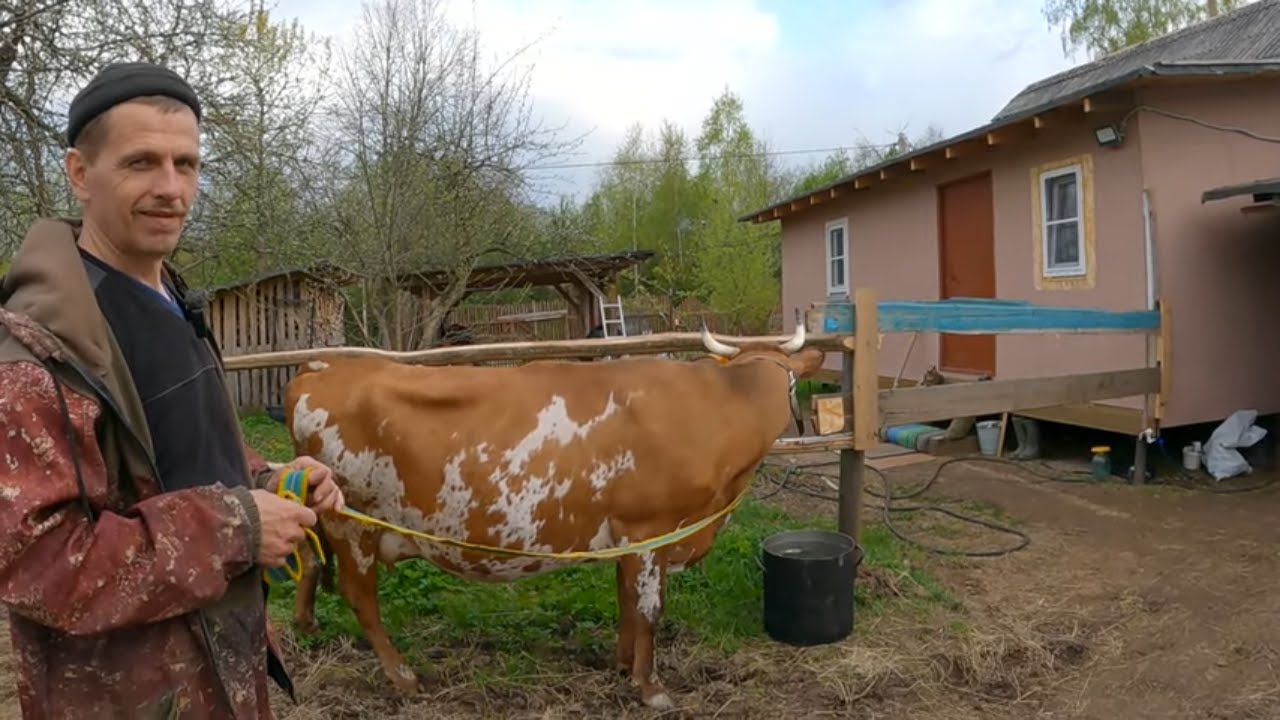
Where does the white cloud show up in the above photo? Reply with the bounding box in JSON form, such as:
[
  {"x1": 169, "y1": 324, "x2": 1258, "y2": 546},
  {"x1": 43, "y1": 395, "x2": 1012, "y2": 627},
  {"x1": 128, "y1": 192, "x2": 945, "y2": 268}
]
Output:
[{"x1": 270, "y1": 0, "x2": 1079, "y2": 201}]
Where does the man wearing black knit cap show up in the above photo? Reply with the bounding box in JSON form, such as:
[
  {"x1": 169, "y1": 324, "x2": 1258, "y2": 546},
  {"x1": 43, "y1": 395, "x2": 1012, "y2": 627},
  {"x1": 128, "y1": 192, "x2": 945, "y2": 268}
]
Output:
[{"x1": 0, "y1": 61, "x2": 344, "y2": 718}]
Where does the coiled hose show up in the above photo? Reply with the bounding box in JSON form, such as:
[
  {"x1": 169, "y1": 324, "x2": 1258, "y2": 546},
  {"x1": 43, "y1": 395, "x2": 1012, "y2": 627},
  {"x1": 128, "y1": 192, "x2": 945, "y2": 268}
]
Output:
[{"x1": 755, "y1": 454, "x2": 1277, "y2": 557}]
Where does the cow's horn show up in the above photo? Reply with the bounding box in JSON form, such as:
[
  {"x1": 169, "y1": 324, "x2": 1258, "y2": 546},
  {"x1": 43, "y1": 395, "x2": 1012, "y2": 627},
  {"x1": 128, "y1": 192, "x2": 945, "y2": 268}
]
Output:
[
  {"x1": 778, "y1": 323, "x2": 806, "y2": 353},
  {"x1": 701, "y1": 325, "x2": 740, "y2": 357}
]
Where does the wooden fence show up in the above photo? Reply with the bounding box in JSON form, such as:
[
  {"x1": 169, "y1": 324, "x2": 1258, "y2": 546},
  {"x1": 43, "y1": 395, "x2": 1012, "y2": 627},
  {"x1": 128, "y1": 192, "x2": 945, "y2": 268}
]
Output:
[
  {"x1": 221, "y1": 286, "x2": 1172, "y2": 544},
  {"x1": 210, "y1": 276, "x2": 346, "y2": 412}
]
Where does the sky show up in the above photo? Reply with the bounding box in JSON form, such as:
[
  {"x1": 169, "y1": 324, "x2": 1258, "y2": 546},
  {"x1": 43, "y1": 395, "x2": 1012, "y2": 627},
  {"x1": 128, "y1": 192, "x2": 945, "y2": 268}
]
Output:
[{"x1": 270, "y1": 0, "x2": 1081, "y2": 204}]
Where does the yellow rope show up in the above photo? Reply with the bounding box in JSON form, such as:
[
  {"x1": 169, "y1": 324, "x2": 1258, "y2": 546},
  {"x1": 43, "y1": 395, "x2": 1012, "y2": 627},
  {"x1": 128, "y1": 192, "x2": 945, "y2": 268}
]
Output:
[{"x1": 264, "y1": 467, "x2": 747, "y2": 583}]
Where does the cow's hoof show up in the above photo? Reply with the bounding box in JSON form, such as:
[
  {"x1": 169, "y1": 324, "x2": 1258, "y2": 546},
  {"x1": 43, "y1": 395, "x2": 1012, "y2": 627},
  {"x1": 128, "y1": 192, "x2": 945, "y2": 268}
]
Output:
[
  {"x1": 643, "y1": 691, "x2": 674, "y2": 711},
  {"x1": 390, "y1": 663, "x2": 420, "y2": 693},
  {"x1": 292, "y1": 618, "x2": 319, "y2": 636}
]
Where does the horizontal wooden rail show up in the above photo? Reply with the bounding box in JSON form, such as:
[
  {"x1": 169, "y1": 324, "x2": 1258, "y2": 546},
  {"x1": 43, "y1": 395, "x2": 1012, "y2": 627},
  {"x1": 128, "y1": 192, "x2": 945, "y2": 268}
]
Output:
[
  {"x1": 878, "y1": 367, "x2": 1159, "y2": 426},
  {"x1": 221, "y1": 331, "x2": 852, "y2": 371}
]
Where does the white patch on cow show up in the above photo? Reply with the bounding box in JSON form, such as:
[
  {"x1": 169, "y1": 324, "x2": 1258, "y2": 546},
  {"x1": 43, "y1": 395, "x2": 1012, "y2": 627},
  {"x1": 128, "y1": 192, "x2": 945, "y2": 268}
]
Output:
[
  {"x1": 292, "y1": 394, "x2": 405, "y2": 517},
  {"x1": 431, "y1": 450, "x2": 477, "y2": 540},
  {"x1": 306, "y1": 360, "x2": 329, "y2": 371},
  {"x1": 0, "y1": 484, "x2": 17, "y2": 499},
  {"x1": 588, "y1": 520, "x2": 612, "y2": 550},
  {"x1": 636, "y1": 553, "x2": 662, "y2": 623},
  {"x1": 292, "y1": 389, "x2": 648, "y2": 585},
  {"x1": 327, "y1": 519, "x2": 375, "y2": 575},
  {"x1": 669, "y1": 562, "x2": 686, "y2": 574},
  {"x1": 589, "y1": 450, "x2": 635, "y2": 494},
  {"x1": 501, "y1": 394, "x2": 619, "y2": 474},
  {"x1": 478, "y1": 394, "x2": 623, "y2": 554}
]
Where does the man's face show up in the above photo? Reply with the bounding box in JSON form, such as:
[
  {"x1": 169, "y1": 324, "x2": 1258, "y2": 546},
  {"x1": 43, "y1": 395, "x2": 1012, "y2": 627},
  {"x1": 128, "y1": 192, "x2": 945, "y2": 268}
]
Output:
[{"x1": 66, "y1": 99, "x2": 200, "y2": 260}]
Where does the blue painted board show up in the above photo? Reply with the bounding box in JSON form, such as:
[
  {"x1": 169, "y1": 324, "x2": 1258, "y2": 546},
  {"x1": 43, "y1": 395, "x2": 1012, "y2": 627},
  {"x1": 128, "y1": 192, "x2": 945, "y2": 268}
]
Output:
[{"x1": 816, "y1": 298, "x2": 1159, "y2": 335}]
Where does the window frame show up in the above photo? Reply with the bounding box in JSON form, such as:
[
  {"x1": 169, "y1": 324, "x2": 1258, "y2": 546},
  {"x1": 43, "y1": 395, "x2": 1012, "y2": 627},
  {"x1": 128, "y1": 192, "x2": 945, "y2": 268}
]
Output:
[
  {"x1": 824, "y1": 217, "x2": 849, "y2": 296},
  {"x1": 1038, "y1": 163, "x2": 1087, "y2": 279}
]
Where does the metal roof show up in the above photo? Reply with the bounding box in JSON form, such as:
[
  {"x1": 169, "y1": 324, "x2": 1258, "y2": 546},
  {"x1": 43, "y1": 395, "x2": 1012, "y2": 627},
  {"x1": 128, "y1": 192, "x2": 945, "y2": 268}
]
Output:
[{"x1": 996, "y1": 0, "x2": 1280, "y2": 121}]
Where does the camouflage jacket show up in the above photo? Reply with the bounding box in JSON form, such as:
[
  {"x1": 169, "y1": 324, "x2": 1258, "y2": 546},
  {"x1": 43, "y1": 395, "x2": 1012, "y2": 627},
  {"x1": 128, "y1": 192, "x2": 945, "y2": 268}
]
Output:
[{"x1": 0, "y1": 218, "x2": 289, "y2": 719}]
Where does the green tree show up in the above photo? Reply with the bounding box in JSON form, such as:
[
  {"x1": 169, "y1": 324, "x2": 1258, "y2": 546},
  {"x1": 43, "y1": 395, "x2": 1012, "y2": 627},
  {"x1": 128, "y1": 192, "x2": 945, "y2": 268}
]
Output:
[
  {"x1": 690, "y1": 89, "x2": 783, "y2": 334},
  {"x1": 180, "y1": 3, "x2": 331, "y2": 286},
  {"x1": 1042, "y1": 0, "x2": 1245, "y2": 59}
]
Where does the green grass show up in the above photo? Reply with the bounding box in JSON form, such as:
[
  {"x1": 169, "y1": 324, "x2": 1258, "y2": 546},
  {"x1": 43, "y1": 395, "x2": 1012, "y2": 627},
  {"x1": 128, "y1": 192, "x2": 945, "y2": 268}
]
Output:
[{"x1": 241, "y1": 411, "x2": 954, "y2": 672}]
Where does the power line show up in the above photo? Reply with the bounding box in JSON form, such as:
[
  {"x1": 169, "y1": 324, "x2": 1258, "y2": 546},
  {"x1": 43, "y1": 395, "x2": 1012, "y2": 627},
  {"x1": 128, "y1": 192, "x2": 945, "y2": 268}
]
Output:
[{"x1": 523, "y1": 142, "x2": 910, "y2": 172}]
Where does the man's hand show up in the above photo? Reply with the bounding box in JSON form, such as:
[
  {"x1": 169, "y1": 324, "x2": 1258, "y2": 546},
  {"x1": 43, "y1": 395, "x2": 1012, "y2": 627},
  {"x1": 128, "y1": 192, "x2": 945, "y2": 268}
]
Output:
[
  {"x1": 269, "y1": 456, "x2": 345, "y2": 514},
  {"x1": 250, "y1": 490, "x2": 318, "y2": 569}
]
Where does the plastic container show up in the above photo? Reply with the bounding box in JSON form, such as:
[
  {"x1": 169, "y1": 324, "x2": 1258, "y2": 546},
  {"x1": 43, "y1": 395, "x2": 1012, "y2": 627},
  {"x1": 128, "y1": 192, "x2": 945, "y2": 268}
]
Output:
[
  {"x1": 1090, "y1": 445, "x2": 1112, "y2": 480},
  {"x1": 1183, "y1": 444, "x2": 1202, "y2": 471},
  {"x1": 976, "y1": 420, "x2": 1000, "y2": 456},
  {"x1": 760, "y1": 530, "x2": 862, "y2": 647}
]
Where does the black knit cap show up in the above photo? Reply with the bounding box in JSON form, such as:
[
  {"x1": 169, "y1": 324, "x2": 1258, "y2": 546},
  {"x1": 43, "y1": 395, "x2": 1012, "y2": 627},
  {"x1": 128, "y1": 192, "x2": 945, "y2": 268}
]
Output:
[{"x1": 65, "y1": 61, "x2": 202, "y2": 146}]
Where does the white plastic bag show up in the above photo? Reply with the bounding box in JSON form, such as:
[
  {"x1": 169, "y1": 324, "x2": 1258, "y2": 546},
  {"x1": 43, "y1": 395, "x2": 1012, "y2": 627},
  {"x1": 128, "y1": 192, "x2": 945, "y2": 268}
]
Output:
[{"x1": 1203, "y1": 409, "x2": 1269, "y2": 481}]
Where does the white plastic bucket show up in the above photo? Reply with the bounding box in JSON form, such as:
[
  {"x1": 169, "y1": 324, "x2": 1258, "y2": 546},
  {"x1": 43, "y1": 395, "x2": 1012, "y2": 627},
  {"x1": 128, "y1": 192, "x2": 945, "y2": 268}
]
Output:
[
  {"x1": 976, "y1": 420, "x2": 1000, "y2": 456},
  {"x1": 1183, "y1": 445, "x2": 1201, "y2": 471}
]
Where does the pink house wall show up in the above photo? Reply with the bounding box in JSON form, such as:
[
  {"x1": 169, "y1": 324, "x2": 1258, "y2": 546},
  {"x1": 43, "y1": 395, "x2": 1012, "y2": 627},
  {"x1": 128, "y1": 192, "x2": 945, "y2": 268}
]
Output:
[
  {"x1": 778, "y1": 75, "x2": 1280, "y2": 428},
  {"x1": 779, "y1": 107, "x2": 1148, "y2": 406},
  {"x1": 1135, "y1": 77, "x2": 1280, "y2": 426}
]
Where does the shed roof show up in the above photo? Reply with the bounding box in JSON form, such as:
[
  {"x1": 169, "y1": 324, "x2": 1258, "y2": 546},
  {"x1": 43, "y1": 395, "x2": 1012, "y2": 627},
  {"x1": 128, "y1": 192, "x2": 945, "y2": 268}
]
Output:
[
  {"x1": 740, "y1": 0, "x2": 1280, "y2": 224},
  {"x1": 996, "y1": 0, "x2": 1280, "y2": 120},
  {"x1": 200, "y1": 261, "x2": 356, "y2": 295},
  {"x1": 398, "y1": 250, "x2": 656, "y2": 296}
]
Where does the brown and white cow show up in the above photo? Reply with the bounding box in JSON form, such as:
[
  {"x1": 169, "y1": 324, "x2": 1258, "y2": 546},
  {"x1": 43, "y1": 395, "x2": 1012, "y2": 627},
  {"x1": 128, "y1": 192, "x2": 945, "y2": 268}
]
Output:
[{"x1": 282, "y1": 326, "x2": 824, "y2": 709}]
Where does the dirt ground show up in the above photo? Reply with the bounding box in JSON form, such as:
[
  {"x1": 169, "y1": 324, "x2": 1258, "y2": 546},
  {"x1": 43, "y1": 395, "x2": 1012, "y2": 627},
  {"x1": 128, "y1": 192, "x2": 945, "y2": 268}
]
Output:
[{"x1": 1, "y1": 454, "x2": 1279, "y2": 719}]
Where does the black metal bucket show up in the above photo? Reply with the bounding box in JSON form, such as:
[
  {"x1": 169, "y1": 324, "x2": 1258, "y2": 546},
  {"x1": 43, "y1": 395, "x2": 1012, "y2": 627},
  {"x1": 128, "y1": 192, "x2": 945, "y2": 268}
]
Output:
[{"x1": 760, "y1": 529, "x2": 862, "y2": 647}]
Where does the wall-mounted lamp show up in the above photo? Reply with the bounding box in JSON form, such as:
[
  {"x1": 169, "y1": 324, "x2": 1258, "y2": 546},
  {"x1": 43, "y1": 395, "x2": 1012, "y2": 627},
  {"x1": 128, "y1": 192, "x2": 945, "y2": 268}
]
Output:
[{"x1": 1094, "y1": 123, "x2": 1124, "y2": 147}]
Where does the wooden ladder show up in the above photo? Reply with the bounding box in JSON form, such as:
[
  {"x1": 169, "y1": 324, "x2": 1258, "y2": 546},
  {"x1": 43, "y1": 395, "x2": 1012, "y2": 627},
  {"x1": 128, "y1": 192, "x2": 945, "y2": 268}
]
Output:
[{"x1": 599, "y1": 295, "x2": 628, "y2": 337}]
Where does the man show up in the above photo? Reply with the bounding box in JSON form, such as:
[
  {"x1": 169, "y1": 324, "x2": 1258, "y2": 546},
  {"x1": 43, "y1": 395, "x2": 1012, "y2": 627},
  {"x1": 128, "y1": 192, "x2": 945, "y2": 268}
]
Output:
[{"x1": 0, "y1": 62, "x2": 344, "y2": 719}]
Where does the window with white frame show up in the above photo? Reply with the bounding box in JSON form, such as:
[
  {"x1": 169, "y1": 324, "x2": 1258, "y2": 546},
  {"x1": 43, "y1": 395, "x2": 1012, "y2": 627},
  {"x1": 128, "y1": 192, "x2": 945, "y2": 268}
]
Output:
[
  {"x1": 825, "y1": 218, "x2": 848, "y2": 295},
  {"x1": 1039, "y1": 164, "x2": 1086, "y2": 277}
]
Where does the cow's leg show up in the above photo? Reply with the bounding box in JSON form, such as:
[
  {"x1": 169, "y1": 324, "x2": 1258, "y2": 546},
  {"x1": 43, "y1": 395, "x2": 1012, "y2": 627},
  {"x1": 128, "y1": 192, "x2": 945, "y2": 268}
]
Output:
[
  {"x1": 329, "y1": 521, "x2": 419, "y2": 693},
  {"x1": 614, "y1": 560, "x2": 638, "y2": 673},
  {"x1": 291, "y1": 546, "x2": 321, "y2": 635},
  {"x1": 617, "y1": 550, "x2": 672, "y2": 710}
]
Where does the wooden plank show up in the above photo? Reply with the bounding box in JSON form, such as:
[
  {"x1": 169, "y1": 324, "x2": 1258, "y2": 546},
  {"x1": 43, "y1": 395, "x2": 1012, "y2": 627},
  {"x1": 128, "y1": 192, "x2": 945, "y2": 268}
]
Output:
[
  {"x1": 879, "y1": 368, "x2": 1159, "y2": 426},
  {"x1": 852, "y1": 288, "x2": 879, "y2": 449},
  {"x1": 813, "y1": 395, "x2": 845, "y2": 435},
  {"x1": 1017, "y1": 403, "x2": 1143, "y2": 435},
  {"x1": 812, "y1": 299, "x2": 1160, "y2": 335}
]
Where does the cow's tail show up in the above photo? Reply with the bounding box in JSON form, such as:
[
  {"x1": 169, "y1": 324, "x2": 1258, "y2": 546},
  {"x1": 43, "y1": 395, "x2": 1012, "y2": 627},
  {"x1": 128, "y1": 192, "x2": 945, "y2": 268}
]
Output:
[{"x1": 315, "y1": 520, "x2": 337, "y2": 592}]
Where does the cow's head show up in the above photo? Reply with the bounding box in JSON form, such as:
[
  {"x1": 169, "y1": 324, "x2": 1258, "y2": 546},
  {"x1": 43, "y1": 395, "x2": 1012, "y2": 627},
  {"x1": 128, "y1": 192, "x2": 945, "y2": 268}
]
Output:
[{"x1": 699, "y1": 323, "x2": 825, "y2": 378}]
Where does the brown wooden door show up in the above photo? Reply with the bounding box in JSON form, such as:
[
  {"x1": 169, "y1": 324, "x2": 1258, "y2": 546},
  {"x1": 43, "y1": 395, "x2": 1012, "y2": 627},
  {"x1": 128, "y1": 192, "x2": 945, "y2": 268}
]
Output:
[{"x1": 937, "y1": 172, "x2": 996, "y2": 375}]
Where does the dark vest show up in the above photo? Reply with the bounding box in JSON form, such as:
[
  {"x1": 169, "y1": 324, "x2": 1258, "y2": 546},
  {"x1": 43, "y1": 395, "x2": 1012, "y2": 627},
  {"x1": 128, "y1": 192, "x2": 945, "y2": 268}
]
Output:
[{"x1": 80, "y1": 251, "x2": 249, "y2": 493}]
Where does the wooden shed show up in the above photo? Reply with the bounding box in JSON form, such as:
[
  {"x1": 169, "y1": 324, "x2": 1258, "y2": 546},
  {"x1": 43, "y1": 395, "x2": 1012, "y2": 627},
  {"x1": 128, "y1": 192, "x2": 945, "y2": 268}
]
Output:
[
  {"x1": 397, "y1": 250, "x2": 656, "y2": 343},
  {"x1": 199, "y1": 262, "x2": 354, "y2": 413}
]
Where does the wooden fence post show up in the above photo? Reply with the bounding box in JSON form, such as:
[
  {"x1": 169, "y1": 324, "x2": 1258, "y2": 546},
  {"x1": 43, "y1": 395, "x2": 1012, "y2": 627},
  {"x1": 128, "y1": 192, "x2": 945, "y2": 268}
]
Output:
[{"x1": 838, "y1": 287, "x2": 879, "y2": 545}]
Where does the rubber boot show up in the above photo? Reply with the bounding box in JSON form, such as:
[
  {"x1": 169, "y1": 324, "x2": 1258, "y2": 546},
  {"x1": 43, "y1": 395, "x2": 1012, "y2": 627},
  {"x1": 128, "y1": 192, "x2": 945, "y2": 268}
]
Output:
[
  {"x1": 1011, "y1": 417, "x2": 1041, "y2": 460},
  {"x1": 1009, "y1": 415, "x2": 1027, "y2": 459}
]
